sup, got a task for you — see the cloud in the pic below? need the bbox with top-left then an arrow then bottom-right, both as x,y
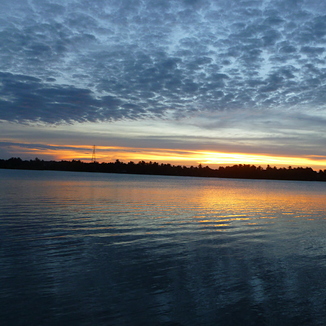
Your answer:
0,72 -> 145,123
0,0 -> 326,125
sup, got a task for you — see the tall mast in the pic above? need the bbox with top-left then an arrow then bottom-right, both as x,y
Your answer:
91,145 -> 96,163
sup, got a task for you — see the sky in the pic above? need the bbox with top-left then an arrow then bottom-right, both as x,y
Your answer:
1,0 -> 326,169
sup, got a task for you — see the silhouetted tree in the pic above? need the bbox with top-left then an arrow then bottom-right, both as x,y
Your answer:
1,157 -> 325,182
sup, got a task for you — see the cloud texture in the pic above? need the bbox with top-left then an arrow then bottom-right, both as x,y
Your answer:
1,0 -> 326,124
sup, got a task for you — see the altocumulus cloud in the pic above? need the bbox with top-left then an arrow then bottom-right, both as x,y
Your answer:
1,0 -> 326,124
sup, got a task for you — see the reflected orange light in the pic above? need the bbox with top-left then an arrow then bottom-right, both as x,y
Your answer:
189,182 -> 326,231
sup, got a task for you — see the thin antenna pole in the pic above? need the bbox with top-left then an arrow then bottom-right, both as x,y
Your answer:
91,145 -> 96,163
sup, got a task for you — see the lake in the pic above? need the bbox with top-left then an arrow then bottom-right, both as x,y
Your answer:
1,169 -> 326,325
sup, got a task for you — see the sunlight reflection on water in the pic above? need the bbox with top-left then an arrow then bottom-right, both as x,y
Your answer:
1,169 -> 326,325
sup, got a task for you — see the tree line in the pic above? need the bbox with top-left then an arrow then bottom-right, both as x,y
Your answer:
1,157 -> 326,182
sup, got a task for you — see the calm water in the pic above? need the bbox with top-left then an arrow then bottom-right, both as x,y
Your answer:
1,169 -> 326,326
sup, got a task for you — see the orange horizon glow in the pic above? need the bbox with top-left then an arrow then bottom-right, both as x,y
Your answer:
4,142 -> 326,170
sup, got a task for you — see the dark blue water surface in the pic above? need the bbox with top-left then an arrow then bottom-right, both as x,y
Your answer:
1,169 -> 326,325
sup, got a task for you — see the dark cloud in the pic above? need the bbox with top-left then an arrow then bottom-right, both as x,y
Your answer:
1,0 -> 326,124
0,72 -> 141,123
301,46 -> 325,55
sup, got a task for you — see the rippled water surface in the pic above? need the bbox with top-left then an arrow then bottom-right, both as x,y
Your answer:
1,169 -> 326,325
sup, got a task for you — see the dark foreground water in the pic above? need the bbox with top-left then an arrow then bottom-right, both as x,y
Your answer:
1,169 -> 326,326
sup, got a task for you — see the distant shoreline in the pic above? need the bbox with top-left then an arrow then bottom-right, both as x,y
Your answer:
1,157 -> 326,182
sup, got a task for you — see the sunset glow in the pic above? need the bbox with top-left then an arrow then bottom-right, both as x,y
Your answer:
2,2 -> 326,324
1,0 -> 326,172
4,141 -> 326,170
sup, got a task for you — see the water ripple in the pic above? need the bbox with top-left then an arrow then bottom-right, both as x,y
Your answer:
1,170 -> 326,325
